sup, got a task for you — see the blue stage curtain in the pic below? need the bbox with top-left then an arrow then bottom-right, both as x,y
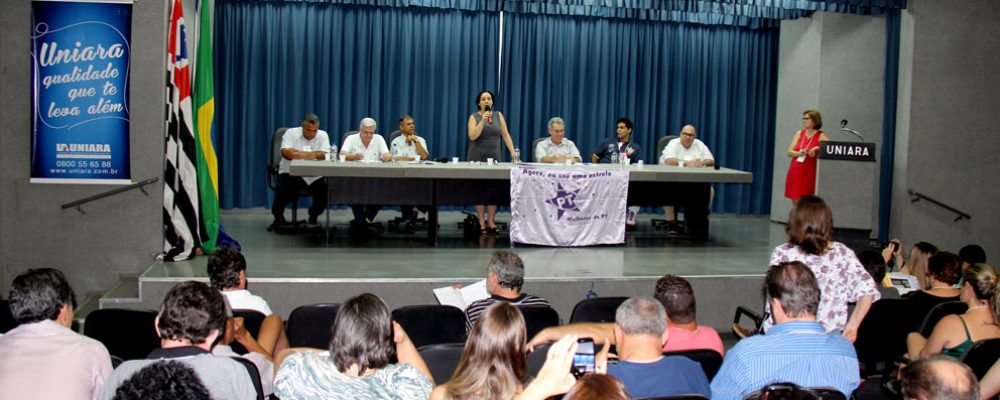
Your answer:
215,0 -> 499,208
498,13 -> 777,214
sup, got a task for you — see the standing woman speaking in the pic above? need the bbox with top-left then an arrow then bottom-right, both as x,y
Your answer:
784,109 -> 830,203
467,90 -> 517,235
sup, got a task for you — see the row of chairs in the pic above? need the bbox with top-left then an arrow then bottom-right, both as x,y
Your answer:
78,296 -> 631,365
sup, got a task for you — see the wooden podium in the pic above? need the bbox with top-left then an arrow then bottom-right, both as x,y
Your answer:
816,141 -> 877,242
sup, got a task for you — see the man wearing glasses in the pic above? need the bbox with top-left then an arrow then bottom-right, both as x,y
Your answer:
658,125 -> 714,234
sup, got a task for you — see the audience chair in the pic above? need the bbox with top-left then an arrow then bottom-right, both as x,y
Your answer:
83,308 -> 160,362
808,387 -> 848,400
854,298 -> 911,376
917,301 -> 968,337
266,127 -> 316,233
530,137 -> 546,162
228,356 -> 265,400
286,303 -> 339,349
959,338 -> 1000,379
417,343 -> 465,385
391,305 -> 466,348
663,349 -> 724,381
569,296 -> 628,323
519,306 -> 560,341
230,309 -> 267,355
651,135 -> 683,230
526,343 -> 551,378
0,299 -> 17,333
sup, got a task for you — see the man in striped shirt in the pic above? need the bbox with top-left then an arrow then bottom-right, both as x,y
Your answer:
710,261 -> 861,399
465,250 -> 551,332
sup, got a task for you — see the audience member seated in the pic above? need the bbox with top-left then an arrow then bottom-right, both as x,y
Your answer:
98,281 -> 257,400
527,274 -> 723,355
208,246 -> 288,357
980,359 -> 1000,400
563,374 -> 633,400
212,303 -> 275,397
906,263 -> 1000,361
859,249 -> 900,300
768,195 -> 879,340
902,356 -> 980,400
711,261 -> 860,400
274,293 -> 432,399
606,297 -> 711,399
111,360 -> 210,400
0,268 -> 112,400
431,302 -> 528,400
464,250 -> 551,332
959,244 -> 987,274
885,240 -> 938,289
901,251 -> 963,331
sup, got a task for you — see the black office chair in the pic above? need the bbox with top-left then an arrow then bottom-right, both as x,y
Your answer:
651,135 -> 684,231
519,306 -> 560,341
287,303 -> 339,349
266,127 -> 316,233
0,299 -> 17,333
959,338 -> 1000,379
854,298 -> 910,377
388,129 -> 403,144
808,387 -> 848,400
230,309 -> 267,355
662,349 -> 724,381
83,308 -> 161,362
917,301 -> 968,337
569,296 -> 628,323
392,305 -> 467,348
530,137 -> 546,162
228,356 -> 265,400
417,343 -> 465,385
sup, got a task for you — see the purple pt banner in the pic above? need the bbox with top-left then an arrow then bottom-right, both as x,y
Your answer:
31,0 -> 132,184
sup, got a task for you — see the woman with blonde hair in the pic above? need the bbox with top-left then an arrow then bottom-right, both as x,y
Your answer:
431,302 -> 527,400
906,263 -> 1000,360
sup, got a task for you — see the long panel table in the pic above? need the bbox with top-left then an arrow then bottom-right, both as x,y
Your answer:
290,161 -> 753,244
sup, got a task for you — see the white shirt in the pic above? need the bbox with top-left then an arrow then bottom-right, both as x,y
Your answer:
0,319 -> 113,400
279,126 -> 331,185
534,138 -> 582,162
341,133 -> 389,162
389,134 -> 428,160
222,289 -> 273,316
660,138 -> 714,164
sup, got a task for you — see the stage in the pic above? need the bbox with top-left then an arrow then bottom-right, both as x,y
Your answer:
102,208 -> 786,332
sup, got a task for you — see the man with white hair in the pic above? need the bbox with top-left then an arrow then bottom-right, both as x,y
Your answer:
340,117 -> 391,226
607,297 -> 711,399
534,117 -> 581,163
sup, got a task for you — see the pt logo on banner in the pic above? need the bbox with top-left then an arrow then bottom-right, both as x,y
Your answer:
510,167 -> 628,247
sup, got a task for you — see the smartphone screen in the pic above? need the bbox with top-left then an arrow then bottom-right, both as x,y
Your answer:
571,338 -> 596,377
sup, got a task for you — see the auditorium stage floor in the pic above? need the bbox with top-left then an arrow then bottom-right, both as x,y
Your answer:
145,209 -> 783,281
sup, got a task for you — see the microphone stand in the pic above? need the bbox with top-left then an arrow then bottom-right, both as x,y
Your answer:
839,119 -> 865,142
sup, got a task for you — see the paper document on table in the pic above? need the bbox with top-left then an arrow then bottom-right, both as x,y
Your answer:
433,279 -> 488,309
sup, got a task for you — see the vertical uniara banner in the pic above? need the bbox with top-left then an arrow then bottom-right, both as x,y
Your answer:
30,0 -> 132,184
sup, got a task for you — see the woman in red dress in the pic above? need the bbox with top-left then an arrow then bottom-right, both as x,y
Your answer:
784,109 -> 830,202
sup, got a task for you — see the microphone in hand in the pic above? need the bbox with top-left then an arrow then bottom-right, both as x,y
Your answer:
484,105 -> 493,124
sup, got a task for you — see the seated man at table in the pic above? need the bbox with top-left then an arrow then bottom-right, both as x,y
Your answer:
658,124 -> 715,234
591,117 -> 642,228
390,115 -> 430,228
340,117 -> 392,228
535,117 -> 581,164
272,113 -> 331,226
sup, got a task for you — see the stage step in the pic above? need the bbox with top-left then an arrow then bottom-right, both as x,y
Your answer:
99,275 -> 141,309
